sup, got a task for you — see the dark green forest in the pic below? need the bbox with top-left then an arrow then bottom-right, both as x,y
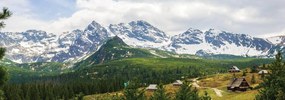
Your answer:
2,57 -> 273,100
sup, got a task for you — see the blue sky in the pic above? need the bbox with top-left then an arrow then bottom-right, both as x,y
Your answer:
1,0 -> 285,37
28,0 -> 76,20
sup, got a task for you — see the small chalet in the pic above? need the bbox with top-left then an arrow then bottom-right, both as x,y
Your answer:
258,70 -> 268,75
146,84 -> 157,91
227,77 -> 251,91
228,66 -> 240,73
173,80 -> 183,86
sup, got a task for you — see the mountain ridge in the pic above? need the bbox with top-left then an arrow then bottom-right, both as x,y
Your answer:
0,20 -> 284,63
74,36 -> 156,68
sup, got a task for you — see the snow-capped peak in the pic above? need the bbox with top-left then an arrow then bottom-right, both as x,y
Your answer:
109,20 -> 170,48
266,35 -> 285,45
205,28 -> 223,36
185,28 -> 203,33
85,20 -> 104,31
169,28 -> 273,57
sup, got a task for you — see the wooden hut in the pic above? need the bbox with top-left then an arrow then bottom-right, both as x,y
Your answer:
173,80 -> 183,86
146,84 -> 157,91
228,66 -> 240,73
227,77 -> 251,91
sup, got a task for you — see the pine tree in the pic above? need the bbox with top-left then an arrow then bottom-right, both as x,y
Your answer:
242,70 -> 246,76
150,84 -> 169,100
201,91 -> 211,100
251,74 -> 256,84
0,90 -> 5,100
0,66 -> 7,88
251,65 -> 258,73
32,86 -> 41,100
0,7 -> 12,29
24,86 -> 31,100
256,51 -> 285,100
123,81 -> 145,100
276,90 -> 285,100
260,71 -> 265,79
0,48 -> 7,88
0,48 -> 4,60
175,82 -> 200,100
262,64 -> 266,69
75,92 -> 84,100
0,7 -> 11,100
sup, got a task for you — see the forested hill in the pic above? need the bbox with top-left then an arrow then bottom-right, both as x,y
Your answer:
74,36 -> 156,68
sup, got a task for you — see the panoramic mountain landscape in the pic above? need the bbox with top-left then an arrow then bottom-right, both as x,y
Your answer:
0,0 -> 285,100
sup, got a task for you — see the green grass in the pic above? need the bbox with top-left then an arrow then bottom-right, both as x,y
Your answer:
198,88 -> 258,100
83,68 -> 265,100
82,57 -> 273,71
197,71 -> 263,100
0,59 -> 72,83
17,62 -> 72,74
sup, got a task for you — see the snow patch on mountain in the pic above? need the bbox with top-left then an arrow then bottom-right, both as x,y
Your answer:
168,28 -> 273,56
109,20 -> 171,48
267,36 -> 285,45
0,21 -> 111,63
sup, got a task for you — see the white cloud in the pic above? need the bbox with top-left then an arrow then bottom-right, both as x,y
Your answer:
1,0 -> 285,37
257,29 -> 285,38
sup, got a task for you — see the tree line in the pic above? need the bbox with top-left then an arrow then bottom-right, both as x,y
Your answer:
3,79 -> 124,100
3,65 -> 207,100
0,7 -> 11,100
93,80 -> 211,100
256,51 -> 285,100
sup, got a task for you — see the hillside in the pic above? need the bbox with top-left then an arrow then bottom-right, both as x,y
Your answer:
71,57 -> 273,87
77,57 -> 273,71
75,36 -> 204,69
196,71 -> 263,100
83,71 -> 264,100
74,36 -> 156,68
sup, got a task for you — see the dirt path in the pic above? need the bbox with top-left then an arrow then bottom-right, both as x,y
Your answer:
212,88 -> 223,97
191,78 -> 200,88
191,78 -> 223,97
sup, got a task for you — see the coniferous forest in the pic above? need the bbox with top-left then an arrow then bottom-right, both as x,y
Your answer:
3,66 -> 203,100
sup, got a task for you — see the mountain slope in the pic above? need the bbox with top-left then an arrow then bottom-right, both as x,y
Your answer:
75,36 -> 156,68
266,35 -> 285,45
169,28 -> 273,56
0,21 -> 111,63
0,30 -> 58,63
52,21 -> 111,62
109,20 -> 171,48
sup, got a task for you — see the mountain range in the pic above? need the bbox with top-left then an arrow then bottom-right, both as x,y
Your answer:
0,20 -> 284,63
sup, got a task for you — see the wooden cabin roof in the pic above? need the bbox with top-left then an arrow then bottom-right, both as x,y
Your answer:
232,66 -> 240,70
228,78 -> 250,88
258,70 -> 268,74
230,78 -> 243,87
146,84 -> 157,90
173,80 -> 183,85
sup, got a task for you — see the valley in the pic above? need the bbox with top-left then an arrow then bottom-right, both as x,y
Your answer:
0,36 -> 276,100
1,0 -> 285,99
